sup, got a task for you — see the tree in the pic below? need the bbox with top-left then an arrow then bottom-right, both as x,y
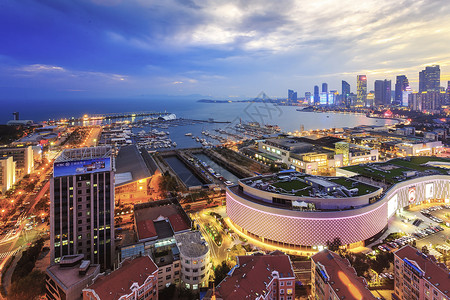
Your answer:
214,261 -> 232,286
370,251 -> 393,274
422,246 -> 429,255
8,270 -> 46,300
326,237 -> 342,252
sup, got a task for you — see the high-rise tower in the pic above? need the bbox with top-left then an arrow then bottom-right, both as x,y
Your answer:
356,75 -> 367,107
394,75 -> 409,106
50,147 -> 115,270
374,79 -> 391,106
419,65 -> 440,92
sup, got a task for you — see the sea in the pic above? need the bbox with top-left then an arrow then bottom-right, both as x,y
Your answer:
1,98 -> 397,149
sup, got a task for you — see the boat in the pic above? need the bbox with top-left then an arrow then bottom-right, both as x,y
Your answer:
224,181 -> 233,186
185,133 -> 192,136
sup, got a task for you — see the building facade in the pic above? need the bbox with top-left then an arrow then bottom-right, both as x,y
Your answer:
50,147 -> 115,270
175,231 -> 211,290
393,245 -> 450,300
0,145 -> 33,178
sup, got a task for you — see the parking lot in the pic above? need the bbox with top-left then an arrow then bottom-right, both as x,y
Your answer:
373,202 -> 450,260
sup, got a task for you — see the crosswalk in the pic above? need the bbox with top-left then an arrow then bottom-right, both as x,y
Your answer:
0,249 -> 20,259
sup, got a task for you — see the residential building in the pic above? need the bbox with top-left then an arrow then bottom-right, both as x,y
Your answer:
395,75 -> 409,106
175,231 -> 211,290
205,251 -> 295,300
0,156 -> 15,194
311,250 -> 375,300
342,81 -> 350,107
50,147 -> 115,270
0,145 -> 34,178
83,255 -> 158,300
393,245 -> 450,300
356,75 -> 367,107
119,198 -> 191,290
408,91 -> 446,113
446,81 -> 450,104
46,254 -> 100,300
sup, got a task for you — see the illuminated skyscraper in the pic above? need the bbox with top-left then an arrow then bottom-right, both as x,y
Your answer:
50,147 -> 115,270
305,92 -> 312,104
288,89 -> 297,102
335,141 -> 349,166
356,75 -> 367,107
374,79 -> 391,106
314,85 -> 320,105
394,75 -> 409,106
419,65 -> 440,92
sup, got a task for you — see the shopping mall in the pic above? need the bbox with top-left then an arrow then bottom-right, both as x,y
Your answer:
226,162 -> 450,252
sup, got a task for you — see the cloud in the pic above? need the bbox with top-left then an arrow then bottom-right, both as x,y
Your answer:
0,0 -> 449,98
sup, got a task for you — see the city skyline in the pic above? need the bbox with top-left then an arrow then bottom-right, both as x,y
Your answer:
1,1 -> 450,100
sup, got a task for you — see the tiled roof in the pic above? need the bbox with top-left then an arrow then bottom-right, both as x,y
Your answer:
136,219 -> 157,240
395,245 -> 450,293
215,252 -> 294,300
86,256 -> 158,300
168,213 -> 191,233
312,250 -> 375,300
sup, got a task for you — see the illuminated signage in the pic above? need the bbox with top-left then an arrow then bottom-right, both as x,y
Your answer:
54,157 -> 111,177
388,194 -> 398,218
408,187 -> 416,203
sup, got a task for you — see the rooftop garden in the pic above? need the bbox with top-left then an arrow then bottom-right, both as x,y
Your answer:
341,156 -> 450,184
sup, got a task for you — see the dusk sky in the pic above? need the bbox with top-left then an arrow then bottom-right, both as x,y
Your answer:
1,0 -> 450,100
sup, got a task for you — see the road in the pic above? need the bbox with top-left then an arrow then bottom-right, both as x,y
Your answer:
0,168 -> 51,271
192,209 -> 235,266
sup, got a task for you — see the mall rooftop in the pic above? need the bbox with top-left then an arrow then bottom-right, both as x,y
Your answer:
239,170 -> 380,198
339,156 -> 450,185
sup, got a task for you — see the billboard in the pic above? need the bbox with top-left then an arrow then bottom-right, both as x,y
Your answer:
54,157 -> 111,177
388,194 -> 398,218
425,183 -> 434,199
408,187 -> 416,204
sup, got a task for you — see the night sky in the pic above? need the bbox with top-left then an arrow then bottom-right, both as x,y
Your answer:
1,0 -> 449,100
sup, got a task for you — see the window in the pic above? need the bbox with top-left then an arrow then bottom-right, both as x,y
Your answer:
174,263 -> 179,268
166,275 -> 171,280
280,289 -> 284,294
185,268 -> 190,272
280,282 -> 284,286
166,267 -> 171,272
174,271 -> 180,276
193,269 -> 198,273
185,276 -> 190,280
185,260 -> 190,264
287,281 -> 292,286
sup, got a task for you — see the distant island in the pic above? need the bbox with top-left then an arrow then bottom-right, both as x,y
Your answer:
197,99 -> 231,103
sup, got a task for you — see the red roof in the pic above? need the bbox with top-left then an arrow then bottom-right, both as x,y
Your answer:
136,219 -> 157,240
168,213 -> 190,233
395,245 -> 450,293
312,250 -> 375,300
86,256 -> 158,300
215,252 -> 294,300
